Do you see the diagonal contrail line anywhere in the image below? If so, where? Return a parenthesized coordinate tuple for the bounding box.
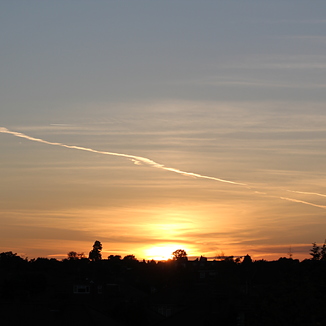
(280, 197, 326, 209)
(0, 127, 245, 186)
(2, 127, 326, 210)
(287, 190, 326, 198)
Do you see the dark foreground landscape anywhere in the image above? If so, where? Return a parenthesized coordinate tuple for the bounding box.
(1, 248, 326, 326)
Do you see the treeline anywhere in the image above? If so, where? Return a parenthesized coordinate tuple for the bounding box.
(66, 241, 189, 263)
(2, 239, 326, 264)
(1, 242, 326, 325)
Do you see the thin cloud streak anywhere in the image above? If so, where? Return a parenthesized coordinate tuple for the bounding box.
(287, 190, 326, 198)
(0, 127, 245, 186)
(280, 197, 326, 209)
(2, 127, 326, 211)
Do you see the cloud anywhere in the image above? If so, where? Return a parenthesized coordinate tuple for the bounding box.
(223, 54, 326, 70)
(1, 127, 326, 211)
(280, 197, 326, 209)
(0, 224, 96, 242)
(0, 127, 245, 186)
(287, 190, 326, 198)
(190, 76, 326, 90)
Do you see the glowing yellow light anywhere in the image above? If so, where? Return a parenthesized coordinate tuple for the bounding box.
(145, 245, 187, 261)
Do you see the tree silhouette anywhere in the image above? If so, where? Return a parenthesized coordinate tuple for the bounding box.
(67, 251, 85, 260)
(108, 254, 121, 261)
(172, 249, 188, 261)
(310, 242, 321, 260)
(242, 254, 252, 265)
(67, 251, 78, 260)
(88, 240, 102, 261)
(320, 240, 326, 261)
(0, 251, 25, 266)
(310, 240, 326, 261)
(123, 254, 137, 261)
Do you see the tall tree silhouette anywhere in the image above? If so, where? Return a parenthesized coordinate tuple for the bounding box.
(310, 242, 321, 260)
(88, 240, 102, 261)
(320, 240, 326, 261)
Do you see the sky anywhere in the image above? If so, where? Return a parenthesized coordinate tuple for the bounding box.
(1, 1, 326, 261)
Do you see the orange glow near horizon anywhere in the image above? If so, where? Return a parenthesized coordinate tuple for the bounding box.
(144, 244, 191, 261)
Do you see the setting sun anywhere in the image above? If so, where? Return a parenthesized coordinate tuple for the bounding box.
(2, 2, 326, 323)
(145, 245, 188, 261)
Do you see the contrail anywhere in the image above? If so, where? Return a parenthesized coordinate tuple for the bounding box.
(287, 190, 326, 198)
(280, 197, 326, 209)
(2, 127, 326, 210)
(0, 127, 245, 186)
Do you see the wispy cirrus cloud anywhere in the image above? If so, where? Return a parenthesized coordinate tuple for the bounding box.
(222, 54, 326, 70)
(200, 77, 326, 89)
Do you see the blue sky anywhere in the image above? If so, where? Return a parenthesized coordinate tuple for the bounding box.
(1, 1, 326, 260)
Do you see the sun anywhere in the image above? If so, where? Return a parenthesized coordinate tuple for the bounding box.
(145, 245, 184, 261)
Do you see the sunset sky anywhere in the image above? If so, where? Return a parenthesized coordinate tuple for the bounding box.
(1, 1, 326, 261)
